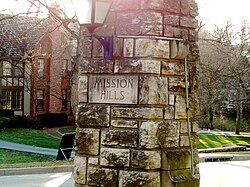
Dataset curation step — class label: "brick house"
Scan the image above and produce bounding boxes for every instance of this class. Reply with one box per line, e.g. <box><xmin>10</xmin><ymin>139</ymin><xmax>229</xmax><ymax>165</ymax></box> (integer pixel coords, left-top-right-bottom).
<box><xmin>0</xmin><ymin>13</ymin><xmax>73</xmax><ymax>117</ymax></box>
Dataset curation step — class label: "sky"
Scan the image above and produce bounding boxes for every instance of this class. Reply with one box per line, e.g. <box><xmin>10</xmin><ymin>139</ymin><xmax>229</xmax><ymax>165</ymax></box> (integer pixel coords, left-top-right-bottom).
<box><xmin>196</xmin><ymin>0</ymin><xmax>250</xmax><ymax>29</ymax></box>
<box><xmin>1</xmin><ymin>0</ymin><xmax>250</xmax><ymax>30</ymax></box>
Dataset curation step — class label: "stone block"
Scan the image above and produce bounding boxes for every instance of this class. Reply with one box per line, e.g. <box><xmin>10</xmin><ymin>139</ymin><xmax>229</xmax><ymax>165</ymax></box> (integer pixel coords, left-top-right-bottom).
<box><xmin>135</xmin><ymin>39</ymin><xmax>169</xmax><ymax>58</ymax></box>
<box><xmin>192</xmin><ymin>121</ymin><xmax>199</xmax><ymax>132</ymax></box>
<box><xmin>78</xmin><ymin>76</ymin><xmax>88</xmax><ymax>103</ymax></box>
<box><xmin>111</xmin><ymin>120</ymin><xmax>138</xmax><ymax>128</ymax></box>
<box><xmin>179</xmin><ymin>121</ymin><xmax>199</xmax><ymax>134</ymax></box>
<box><xmin>116</xmin><ymin>12</ymin><xmax>162</xmax><ymax>35</ymax></box>
<box><xmin>180</xmin><ymin>134</ymin><xmax>199</xmax><ymax>147</ymax></box>
<box><xmin>164</xmin><ymin>26</ymin><xmax>189</xmax><ymax>39</ymax></box>
<box><xmin>88</xmin><ymin>157</ymin><xmax>99</xmax><ymax>165</ymax></box>
<box><xmin>175</xmin><ymin>95</ymin><xmax>187</xmax><ymax>119</ymax></box>
<box><xmin>131</xmin><ymin>150</ymin><xmax>161</xmax><ymax>169</ymax></box>
<box><xmin>189</xmin><ymin>63</ymin><xmax>198</xmax><ymax>93</ymax></box>
<box><xmin>181</xmin><ymin>0</ymin><xmax>189</xmax><ymax>16</ymax></box>
<box><xmin>87</xmin><ymin>167</ymin><xmax>117</xmax><ymax>187</ymax></box>
<box><xmin>179</xmin><ymin>135</ymin><xmax>190</xmax><ymax>147</ymax></box>
<box><xmin>119</xmin><ymin>170</ymin><xmax>160</xmax><ymax>187</ymax></box>
<box><xmin>162</xmin><ymin>168</ymin><xmax>199</xmax><ymax>187</ymax></box>
<box><xmin>189</xmin><ymin>95</ymin><xmax>200</xmax><ymax>119</ymax></box>
<box><xmin>189</xmin><ymin>30</ymin><xmax>198</xmax><ymax>42</ymax></box>
<box><xmin>139</xmin><ymin>121</ymin><xmax>179</xmax><ymax>149</ymax></box>
<box><xmin>76</xmin><ymin>105</ymin><xmax>110</xmax><ymax>127</ymax></box>
<box><xmin>112</xmin><ymin>0</ymin><xmax>140</xmax><ymax>11</ymax></box>
<box><xmin>164</xmin><ymin>15</ymin><xmax>180</xmax><ymax>26</ymax></box>
<box><xmin>169</xmin><ymin>94</ymin><xmax>175</xmax><ymax>106</ymax></box>
<box><xmin>164</xmin><ymin>106</ymin><xmax>174</xmax><ymax>120</ymax></box>
<box><xmin>113</xmin><ymin>37</ymin><xmax>123</xmax><ymax>58</ymax></box>
<box><xmin>189</xmin><ymin>1</ymin><xmax>199</xmax><ymax>17</ymax></box>
<box><xmin>79</xmin><ymin>59</ymin><xmax>90</xmax><ymax>74</ymax></box>
<box><xmin>162</xmin><ymin>61</ymin><xmax>185</xmax><ymax>76</ymax></box>
<box><xmin>142</xmin><ymin>0</ymin><xmax>180</xmax><ymax>13</ymax></box>
<box><xmin>162</xmin><ymin>149</ymin><xmax>191</xmax><ymax>170</ymax></box>
<box><xmin>112</xmin><ymin>107</ymin><xmax>163</xmax><ymax>119</ymax></box>
<box><xmin>86</xmin><ymin>59</ymin><xmax>114</xmax><ymax>73</ymax></box>
<box><xmin>73</xmin><ymin>156</ymin><xmax>87</xmax><ymax>185</ymax></box>
<box><xmin>169</xmin><ymin>77</ymin><xmax>186</xmax><ymax>92</ymax></box>
<box><xmin>161</xmin><ymin>171</ymin><xmax>175</xmax><ymax>187</ymax></box>
<box><xmin>124</xmin><ymin>38</ymin><xmax>134</xmax><ymax>57</ymax></box>
<box><xmin>100</xmin><ymin>148</ymin><xmax>130</xmax><ymax>167</ymax></box>
<box><xmin>139</xmin><ymin>76</ymin><xmax>168</xmax><ymax>105</ymax></box>
<box><xmin>101</xmin><ymin>129</ymin><xmax>138</xmax><ymax>147</ymax></box>
<box><xmin>114</xmin><ymin>59</ymin><xmax>161</xmax><ymax>74</ymax></box>
<box><xmin>180</xmin><ymin>17</ymin><xmax>198</xmax><ymax>28</ymax></box>
<box><xmin>75</xmin><ymin>128</ymin><xmax>100</xmax><ymax>156</ymax></box>
<box><xmin>179</xmin><ymin>122</ymin><xmax>190</xmax><ymax>134</ymax></box>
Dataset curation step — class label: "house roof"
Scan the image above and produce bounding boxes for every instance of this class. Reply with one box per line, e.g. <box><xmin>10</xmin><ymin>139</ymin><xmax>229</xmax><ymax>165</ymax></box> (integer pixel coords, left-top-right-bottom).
<box><xmin>0</xmin><ymin>14</ymin><xmax>48</xmax><ymax>60</ymax></box>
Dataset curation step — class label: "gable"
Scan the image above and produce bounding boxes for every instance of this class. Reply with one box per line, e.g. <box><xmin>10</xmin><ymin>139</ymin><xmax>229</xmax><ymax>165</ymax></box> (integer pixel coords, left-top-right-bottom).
<box><xmin>0</xmin><ymin>14</ymin><xmax>48</xmax><ymax>59</ymax></box>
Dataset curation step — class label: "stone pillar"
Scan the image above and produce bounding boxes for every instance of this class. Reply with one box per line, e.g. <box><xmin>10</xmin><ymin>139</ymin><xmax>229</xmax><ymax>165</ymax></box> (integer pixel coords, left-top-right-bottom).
<box><xmin>74</xmin><ymin>0</ymin><xmax>200</xmax><ymax>186</ymax></box>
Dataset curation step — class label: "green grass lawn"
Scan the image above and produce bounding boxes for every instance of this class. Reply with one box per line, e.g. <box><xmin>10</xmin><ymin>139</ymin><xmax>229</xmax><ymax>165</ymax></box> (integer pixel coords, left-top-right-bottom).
<box><xmin>0</xmin><ymin>128</ymin><xmax>62</xmax><ymax>166</ymax></box>
<box><xmin>0</xmin><ymin>149</ymin><xmax>55</xmax><ymax>165</ymax></box>
<box><xmin>198</xmin><ymin>133</ymin><xmax>250</xmax><ymax>149</ymax></box>
<box><xmin>0</xmin><ymin>128</ymin><xmax>60</xmax><ymax>149</ymax></box>
<box><xmin>59</xmin><ymin>127</ymin><xmax>76</xmax><ymax>134</ymax></box>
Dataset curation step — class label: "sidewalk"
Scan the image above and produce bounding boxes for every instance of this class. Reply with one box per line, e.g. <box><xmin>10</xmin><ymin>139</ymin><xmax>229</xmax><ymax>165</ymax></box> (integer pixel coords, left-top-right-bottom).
<box><xmin>0</xmin><ymin>140</ymin><xmax>58</xmax><ymax>156</ymax></box>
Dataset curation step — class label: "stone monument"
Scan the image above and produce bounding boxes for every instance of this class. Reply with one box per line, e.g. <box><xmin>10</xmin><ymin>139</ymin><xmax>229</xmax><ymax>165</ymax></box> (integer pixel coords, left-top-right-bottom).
<box><xmin>74</xmin><ymin>0</ymin><xmax>200</xmax><ymax>186</ymax></box>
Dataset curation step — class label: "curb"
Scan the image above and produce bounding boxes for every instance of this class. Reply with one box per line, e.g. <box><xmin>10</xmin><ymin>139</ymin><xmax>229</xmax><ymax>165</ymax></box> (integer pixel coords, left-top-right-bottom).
<box><xmin>0</xmin><ymin>165</ymin><xmax>73</xmax><ymax>176</ymax></box>
<box><xmin>199</xmin><ymin>154</ymin><xmax>250</xmax><ymax>162</ymax></box>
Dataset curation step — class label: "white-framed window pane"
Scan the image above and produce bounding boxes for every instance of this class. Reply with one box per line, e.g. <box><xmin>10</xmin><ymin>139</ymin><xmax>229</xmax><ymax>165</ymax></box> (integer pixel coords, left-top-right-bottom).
<box><xmin>3</xmin><ymin>61</ymin><xmax>12</xmax><ymax>76</ymax></box>
<box><xmin>37</xmin><ymin>58</ymin><xmax>45</xmax><ymax>77</ymax></box>
<box><xmin>7</xmin><ymin>78</ymin><xmax>12</xmax><ymax>86</ymax></box>
<box><xmin>14</xmin><ymin>63</ymin><xmax>23</xmax><ymax>76</ymax></box>
<box><xmin>14</xmin><ymin>78</ymin><xmax>19</xmax><ymax>86</ymax></box>
<box><xmin>37</xmin><ymin>90</ymin><xmax>44</xmax><ymax>99</ymax></box>
<box><xmin>2</xmin><ymin>78</ymin><xmax>7</xmax><ymax>86</ymax></box>
<box><xmin>19</xmin><ymin>78</ymin><xmax>23</xmax><ymax>86</ymax></box>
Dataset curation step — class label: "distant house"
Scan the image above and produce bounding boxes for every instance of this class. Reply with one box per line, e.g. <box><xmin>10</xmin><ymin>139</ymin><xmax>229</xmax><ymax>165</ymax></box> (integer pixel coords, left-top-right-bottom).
<box><xmin>0</xmin><ymin>13</ymin><xmax>73</xmax><ymax>117</ymax></box>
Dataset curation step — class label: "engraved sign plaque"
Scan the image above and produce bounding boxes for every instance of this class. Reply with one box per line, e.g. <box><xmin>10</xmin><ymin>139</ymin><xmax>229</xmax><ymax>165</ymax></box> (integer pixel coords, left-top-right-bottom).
<box><xmin>89</xmin><ymin>75</ymin><xmax>138</xmax><ymax>104</ymax></box>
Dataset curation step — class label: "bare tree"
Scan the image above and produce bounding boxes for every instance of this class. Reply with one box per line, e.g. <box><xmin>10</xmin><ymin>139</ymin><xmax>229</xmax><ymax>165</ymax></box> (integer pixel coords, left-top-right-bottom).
<box><xmin>198</xmin><ymin>20</ymin><xmax>250</xmax><ymax>134</ymax></box>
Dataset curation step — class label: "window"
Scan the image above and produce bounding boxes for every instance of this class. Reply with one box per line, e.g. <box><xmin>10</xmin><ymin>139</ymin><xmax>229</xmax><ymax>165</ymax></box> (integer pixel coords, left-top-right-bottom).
<box><xmin>14</xmin><ymin>63</ymin><xmax>23</xmax><ymax>76</ymax></box>
<box><xmin>3</xmin><ymin>61</ymin><xmax>12</xmax><ymax>76</ymax></box>
<box><xmin>37</xmin><ymin>90</ymin><xmax>44</xmax><ymax>110</ymax></box>
<box><xmin>61</xmin><ymin>59</ymin><xmax>68</xmax><ymax>78</ymax></box>
<box><xmin>12</xmin><ymin>91</ymin><xmax>22</xmax><ymax>109</ymax></box>
<box><xmin>1</xmin><ymin>90</ymin><xmax>22</xmax><ymax>110</ymax></box>
<box><xmin>37</xmin><ymin>58</ymin><xmax>45</xmax><ymax>78</ymax></box>
<box><xmin>62</xmin><ymin>89</ymin><xmax>67</xmax><ymax>110</ymax></box>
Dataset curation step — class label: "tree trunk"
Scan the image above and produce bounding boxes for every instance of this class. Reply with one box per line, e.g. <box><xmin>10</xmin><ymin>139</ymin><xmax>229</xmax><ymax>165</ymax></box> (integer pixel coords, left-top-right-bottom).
<box><xmin>235</xmin><ymin>103</ymin><xmax>240</xmax><ymax>135</ymax></box>
<box><xmin>209</xmin><ymin>107</ymin><xmax>214</xmax><ymax>129</ymax></box>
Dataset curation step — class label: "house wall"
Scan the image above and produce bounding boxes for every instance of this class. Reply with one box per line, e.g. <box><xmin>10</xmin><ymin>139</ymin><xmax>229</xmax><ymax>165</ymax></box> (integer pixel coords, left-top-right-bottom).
<box><xmin>30</xmin><ymin>18</ymin><xmax>72</xmax><ymax>117</ymax></box>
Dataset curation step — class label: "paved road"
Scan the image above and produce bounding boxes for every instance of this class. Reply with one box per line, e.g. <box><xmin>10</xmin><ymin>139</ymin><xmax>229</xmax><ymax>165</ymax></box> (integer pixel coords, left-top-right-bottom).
<box><xmin>199</xmin><ymin>160</ymin><xmax>250</xmax><ymax>187</ymax></box>
<box><xmin>0</xmin><ymin>172</ymin><xmax>73</xmax><ymax>187</ymax></box>
<box><xmin>1</xmin><ymin>160</ymin><xmax>250</xmax><ymax>187</ymax></box>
